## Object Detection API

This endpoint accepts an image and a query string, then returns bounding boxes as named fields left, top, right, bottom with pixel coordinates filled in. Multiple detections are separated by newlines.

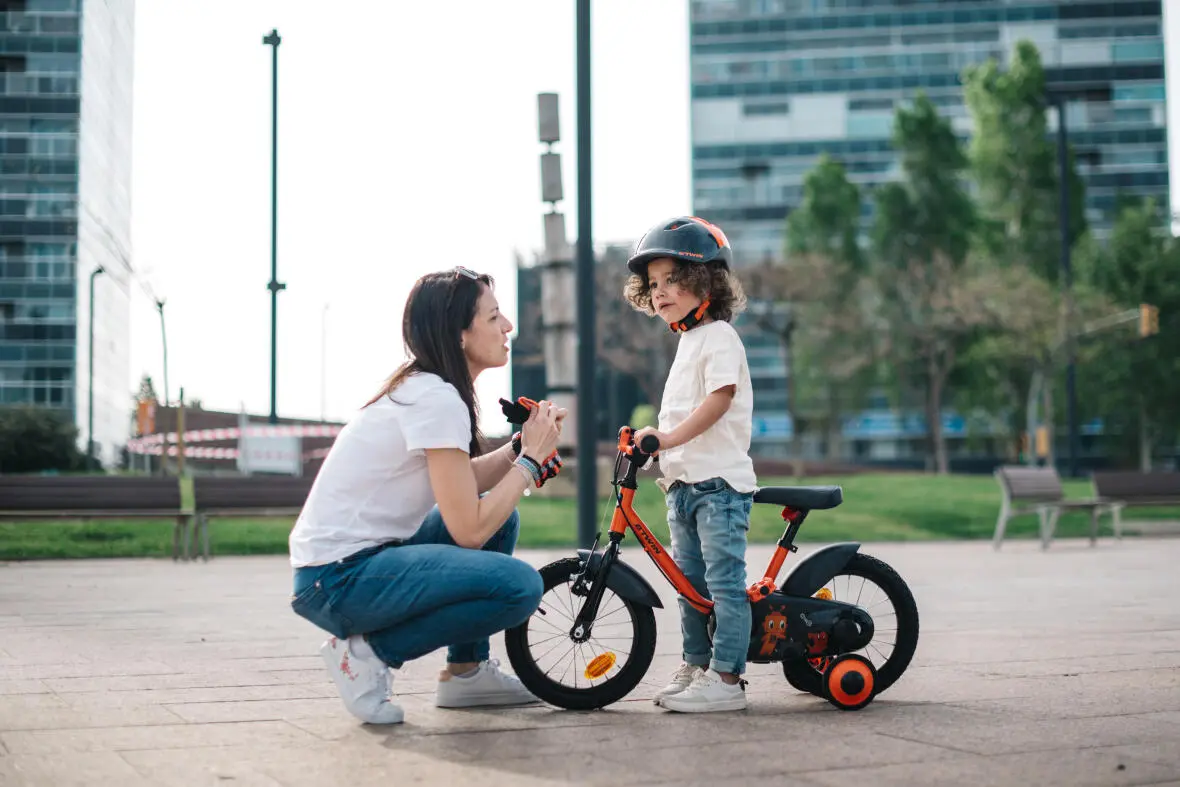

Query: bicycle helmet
left=626, top=216, right=732, bottom=275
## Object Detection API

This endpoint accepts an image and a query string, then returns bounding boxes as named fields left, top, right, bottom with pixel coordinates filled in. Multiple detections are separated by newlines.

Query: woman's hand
left=521, top=400, right=561, bottom=460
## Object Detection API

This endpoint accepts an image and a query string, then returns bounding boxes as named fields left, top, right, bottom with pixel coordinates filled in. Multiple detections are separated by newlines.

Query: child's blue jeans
left=666, top=477, right=754, bottom=675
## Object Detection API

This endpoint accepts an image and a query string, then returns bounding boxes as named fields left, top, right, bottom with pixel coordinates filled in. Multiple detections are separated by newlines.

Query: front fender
left=781, top=542, right=861, bottom=597
left=577, top=549, right=664, bottom=609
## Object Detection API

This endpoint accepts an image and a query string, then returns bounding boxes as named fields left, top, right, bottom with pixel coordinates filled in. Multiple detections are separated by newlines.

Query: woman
left=289, top=266, right=564, bottom=725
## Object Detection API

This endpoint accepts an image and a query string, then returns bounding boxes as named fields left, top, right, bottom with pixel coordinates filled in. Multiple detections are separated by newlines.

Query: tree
left=958, top=265, right=1112, bottom=466
left=963, top=39, right=1087, bottom=283
left=1076, top=198, right=1180, bottom=468
left=0, top=406, right=86, bottom=474
left=595, top=245, right=680, bottom=408
left=746, top=155, right=874, bottom=468
left=871, top=93, right=981, bottom=474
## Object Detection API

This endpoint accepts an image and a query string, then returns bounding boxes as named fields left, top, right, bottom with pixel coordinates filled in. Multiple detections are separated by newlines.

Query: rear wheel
left=504, top=557, right=658, bottom=710
left=781, top=552, right=919, bottom=698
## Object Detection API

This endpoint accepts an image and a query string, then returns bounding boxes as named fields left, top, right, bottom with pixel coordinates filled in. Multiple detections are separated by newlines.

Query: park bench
left=1091, top=471, right=1180, bottom=537
left=992, top=465, right=1120, bottom=550
left=0, top=476, right=192, bottom=560
left=190, top=476, right=314, bottom=561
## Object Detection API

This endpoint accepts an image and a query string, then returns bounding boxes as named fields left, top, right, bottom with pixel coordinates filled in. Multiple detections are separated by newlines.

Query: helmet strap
left=670, top=300, right=711, bottom=333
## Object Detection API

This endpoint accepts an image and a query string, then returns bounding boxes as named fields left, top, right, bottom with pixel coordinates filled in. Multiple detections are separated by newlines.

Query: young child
left=625, top=216, right=757, bottom=713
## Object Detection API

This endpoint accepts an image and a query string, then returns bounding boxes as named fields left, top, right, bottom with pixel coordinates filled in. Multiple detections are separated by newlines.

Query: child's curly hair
left=623, top=260, right=747, bottom=322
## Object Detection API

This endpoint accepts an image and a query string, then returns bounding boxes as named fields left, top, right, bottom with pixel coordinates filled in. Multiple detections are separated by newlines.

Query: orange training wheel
left=822, top=654, right=876, bottom=711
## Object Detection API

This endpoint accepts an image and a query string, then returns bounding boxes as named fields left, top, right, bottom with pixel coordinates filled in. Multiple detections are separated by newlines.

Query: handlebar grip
left=639, top=434, right=660, bottom=454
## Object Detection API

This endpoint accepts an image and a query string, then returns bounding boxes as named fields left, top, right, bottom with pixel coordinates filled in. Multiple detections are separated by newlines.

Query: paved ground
left=1, top=537, right=1179, bottom=786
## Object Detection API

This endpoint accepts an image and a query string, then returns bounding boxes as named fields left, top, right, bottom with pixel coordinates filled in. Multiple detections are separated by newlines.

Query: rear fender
left=781, top=542, right=861, bottom=597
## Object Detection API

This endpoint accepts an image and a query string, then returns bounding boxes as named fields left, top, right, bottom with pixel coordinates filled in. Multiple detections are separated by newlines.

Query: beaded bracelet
left=516, top=455, right=543, bottom=483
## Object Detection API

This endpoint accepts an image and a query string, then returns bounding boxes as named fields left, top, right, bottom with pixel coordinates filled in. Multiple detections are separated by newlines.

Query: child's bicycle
left=502, top=424, right=920, bottom=712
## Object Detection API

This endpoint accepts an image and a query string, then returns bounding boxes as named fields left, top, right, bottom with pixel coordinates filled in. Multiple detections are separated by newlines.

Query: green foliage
left=963, top=41, right=1087, bottom=282
left=1075, top=197, right=1180, bottom=461
left=0, top=406, right=86, bottom=474
left=871, top=94, right=981, bottom=472
left=785, top=153, right=864, bottom=271
left=629, top=404, right=657, bottom=430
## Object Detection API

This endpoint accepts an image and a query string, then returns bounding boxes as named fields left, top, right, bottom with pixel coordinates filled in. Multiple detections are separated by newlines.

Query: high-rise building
left=0, top=0, right=135, bottom=467
left=689, top=0, right=1168, bottom=455
left=690, top=0, right=1167, bottom=259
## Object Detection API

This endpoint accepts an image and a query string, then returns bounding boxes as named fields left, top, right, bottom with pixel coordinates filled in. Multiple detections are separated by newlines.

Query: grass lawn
left=2, top=473, right=1177, bottom=561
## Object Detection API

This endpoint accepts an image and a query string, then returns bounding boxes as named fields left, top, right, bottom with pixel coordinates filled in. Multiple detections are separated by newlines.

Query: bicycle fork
left=568, top=533, right=622, bottom=643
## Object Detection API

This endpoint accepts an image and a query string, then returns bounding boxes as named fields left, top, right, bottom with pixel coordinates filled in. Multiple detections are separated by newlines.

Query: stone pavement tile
left=0, top=719, right=317, bottom=755
left=44, top=671, right=288, bottom=693
left=972, top=649, right=1180, bottom=678
left=0, top=703, right=184, bottom=732
left=58, top=682, right=336, bottom=709
left=1138, top=710, right=1180, bottom=726
left=1093, top=741, right=1180, bottom=768
left=0, top=680, right=49, bottom=696
left=163, top=697, right=344, bottom=723
left=801, top=745, right=1180, bottom=787
left=591, top=732, right=953, bottom=781
left=119, top=748, right=287, bottom=787
left=860, top=702, right=1179, bottom=756
left=0, top=751, right=149, bottom=787
left=0, top=659, right=178, bottom=681
left=952, top=685, right=1180, bottom=720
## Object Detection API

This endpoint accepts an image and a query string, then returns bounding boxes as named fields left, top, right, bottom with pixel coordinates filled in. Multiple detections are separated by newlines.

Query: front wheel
left=504, top=557, right=658, bottom=710
left=781, top=552, right=919, bottom=698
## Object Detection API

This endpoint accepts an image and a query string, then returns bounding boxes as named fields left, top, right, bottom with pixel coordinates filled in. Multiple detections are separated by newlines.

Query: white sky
left=128, top=3, right=1179, bottom=437
left=127, top=1, right=692, bottom=436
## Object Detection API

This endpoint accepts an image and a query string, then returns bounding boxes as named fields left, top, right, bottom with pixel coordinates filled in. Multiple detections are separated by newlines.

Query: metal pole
left=320, top=302, right=329, bottom=421
left=156, top=298, right=169, bottom=405
left=87, top=266, right=104, bottom=469
left=263, top=29, right=285, bottom=425
left=575, top=0, right=596, bottom=548
left=1055, top=97, right=1079, bottom=478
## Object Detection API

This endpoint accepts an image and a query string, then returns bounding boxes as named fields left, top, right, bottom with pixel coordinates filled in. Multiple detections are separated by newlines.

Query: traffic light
left=1139, top=303, right=1160, bottom=337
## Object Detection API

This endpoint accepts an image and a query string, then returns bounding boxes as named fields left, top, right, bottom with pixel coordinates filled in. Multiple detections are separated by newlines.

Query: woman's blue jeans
left=291, top=508, right=543, bottom=668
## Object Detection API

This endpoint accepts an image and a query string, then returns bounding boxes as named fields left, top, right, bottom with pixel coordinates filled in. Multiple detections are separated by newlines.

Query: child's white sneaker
left=652, top=663, right=705, bottom=706
left=659, top=668, right=747, bottom=713
left=319, top=636, right=404, bottom=725
left=435, top=659, right=540, bottom=708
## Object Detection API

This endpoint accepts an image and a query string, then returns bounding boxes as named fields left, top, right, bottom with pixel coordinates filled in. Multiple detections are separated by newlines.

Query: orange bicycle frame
left=611, top=429, right=800, bottom=615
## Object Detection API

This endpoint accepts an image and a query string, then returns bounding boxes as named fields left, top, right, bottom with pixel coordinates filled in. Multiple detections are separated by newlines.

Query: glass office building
left=689, top=0, right=1168, bottom=454
left=0, top=0, right=134, bottom=467
left=690, top=0, right=1168, bottom=259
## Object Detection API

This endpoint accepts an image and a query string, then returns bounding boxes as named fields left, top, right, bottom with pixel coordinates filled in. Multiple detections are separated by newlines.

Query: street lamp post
left=87, top=265, right=105, bottom=469
left=575, top=0, right=596, bottom=548
left=1050, top=93, right=1079, bottom=478
left=155, top=297, right=169, bottom=406
left=263, top=28, right=286, bottom=425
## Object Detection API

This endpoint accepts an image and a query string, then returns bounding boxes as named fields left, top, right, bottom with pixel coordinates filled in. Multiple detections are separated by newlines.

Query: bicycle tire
left=781, top=552, right=919, bottom=697
left=504, top=557, right=658, bottom=710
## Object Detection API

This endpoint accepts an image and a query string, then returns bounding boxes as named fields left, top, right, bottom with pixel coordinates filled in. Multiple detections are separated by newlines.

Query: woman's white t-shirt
left=288, top=372, right=471, bottom=568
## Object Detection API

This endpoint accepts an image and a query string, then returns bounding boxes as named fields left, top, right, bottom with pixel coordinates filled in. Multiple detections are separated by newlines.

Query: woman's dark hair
left=623, top=260, right=747, bottom=322
left=365, top=267, right=493, bottom=456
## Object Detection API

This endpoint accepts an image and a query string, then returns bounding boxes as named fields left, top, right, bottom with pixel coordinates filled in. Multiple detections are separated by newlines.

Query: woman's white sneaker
left=319, top=636, right=404, bottom=724
left=435, top=659, right=541, bottom=708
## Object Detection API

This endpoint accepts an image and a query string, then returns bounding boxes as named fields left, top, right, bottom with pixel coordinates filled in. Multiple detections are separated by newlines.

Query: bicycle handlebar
left=638, top=434, right=660, bottom=455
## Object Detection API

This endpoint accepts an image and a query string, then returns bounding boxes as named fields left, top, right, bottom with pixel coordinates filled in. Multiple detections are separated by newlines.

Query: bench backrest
left=995, top=465, right=1064, bottom=503
left=192, top=476, right=313, bottom=510
left=1092, top=471, right=1180, bottom=503
left=0, top=476, right=182, bottom=511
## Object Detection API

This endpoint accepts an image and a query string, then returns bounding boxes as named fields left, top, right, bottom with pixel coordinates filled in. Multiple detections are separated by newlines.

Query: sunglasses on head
left=453, top=266, right=480, bottom=280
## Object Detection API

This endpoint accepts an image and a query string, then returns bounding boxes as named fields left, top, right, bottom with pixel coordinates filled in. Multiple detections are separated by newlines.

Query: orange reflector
left=584, top=652, right=616, bottom=679
left=814, top=588, right=833, bottom=601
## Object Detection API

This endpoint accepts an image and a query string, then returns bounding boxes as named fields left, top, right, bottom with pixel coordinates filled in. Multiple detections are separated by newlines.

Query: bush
left=0, top=406, right=86, bottom=474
